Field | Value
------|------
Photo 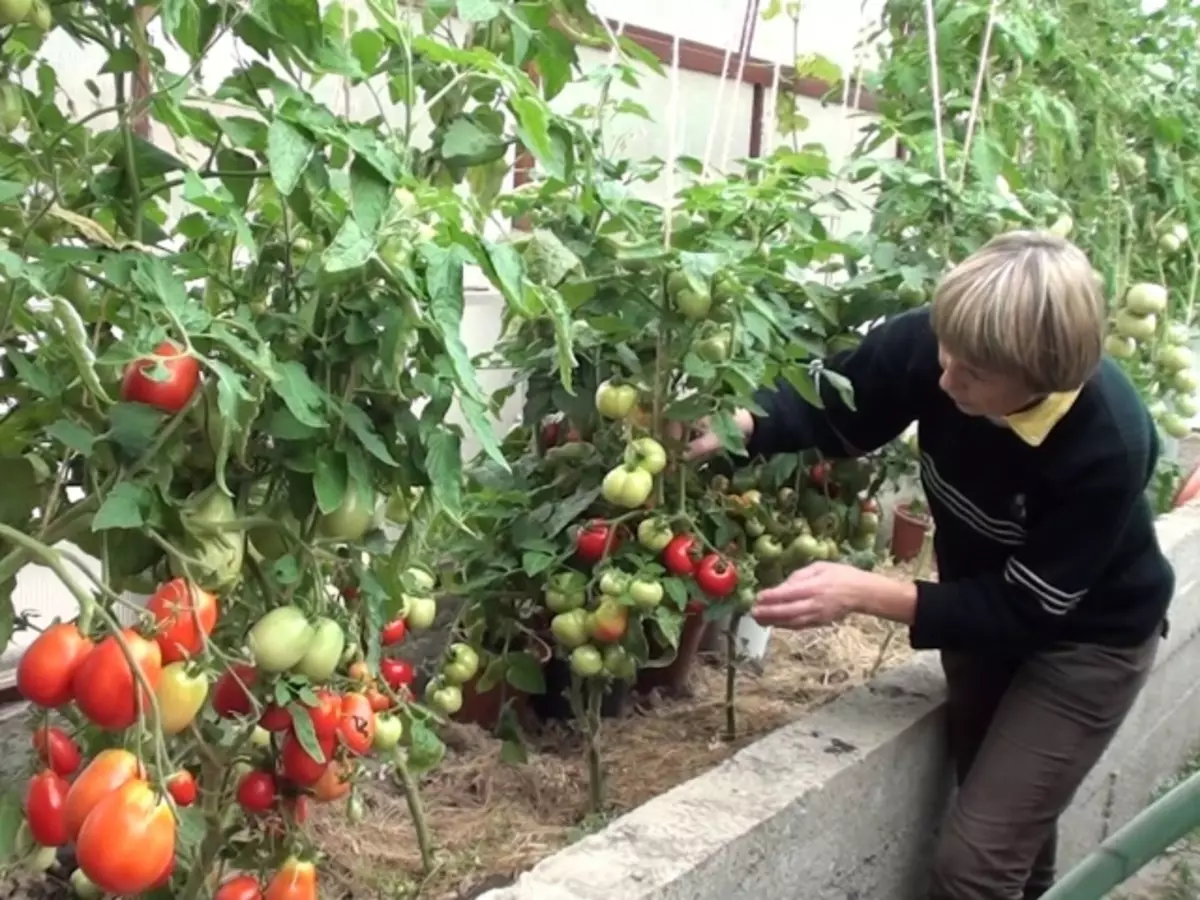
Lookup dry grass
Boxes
[313,565,921,900]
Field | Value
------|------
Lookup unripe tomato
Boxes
[72,629,163,731]
[76,779,176,896]
[588,601,629,644]
[156,661,209,735]
[636,517,673,551]
[25,770,70,847]
[405,596,438,631]
[601,465,654,508]
[441,643,480,686]
[264,857,318,900]
[595,381,638,419]
[279,732,334,786]
[215,874,265,900]
[167,770,198,807]
[292,616,345,682]
[70,870,103,900]
[373,714,403,751]
[366,687,391,711]
[1124,283,1168,316]
[212,663,258,718]
[424,679,463,716]
[236,770,278,814]
[248,606,315,673]
[673,288,712,320]
[338,692,376,756]
[120,340,201,414]
[317,489,377,542]
[544,570,587,613]
[32,726,81,776]
[550,610,590,649]
[629,578,664,609]
[64,749,144,840]
[570,645,604,677]
[146,578,218,664]
[17,622,93,708]
[603,645,637,680]
[625,437,667,475]
[311,760,354,802]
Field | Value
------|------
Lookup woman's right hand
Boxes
[675,408,755,460]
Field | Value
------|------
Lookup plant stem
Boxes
[394,751,435,873]
[723,614,739,741]
[569,672,605,814]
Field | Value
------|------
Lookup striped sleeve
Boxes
[909,452,1144,650]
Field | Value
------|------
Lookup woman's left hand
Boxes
[751,562,899,630]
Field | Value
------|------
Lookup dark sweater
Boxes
[747,307,1175,653]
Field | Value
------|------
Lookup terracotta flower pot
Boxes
[891,501,931,563]
[455,639,551,732]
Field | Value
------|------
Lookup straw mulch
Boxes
[313,564,922,900]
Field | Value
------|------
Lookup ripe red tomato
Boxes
[662,534,701,576]
[575,519,620,564]
[809,460,833,487]
[25,770,70,846]
[279,732,334,787]
[380,618,407,646]
[236,770,277,814]
[64,748,144,840]
[212,664,258,718]
[72,629,163,730]
[264,857,318,900]
[311,760,353,802]
[75,779,176,896]
[259,704,292,732]
[380,658,414,691]
[120,340,201,414]
[338,693,375,756]
[17,622,93,708]
[150,853,176,890]
[146,578,219,664]
[695,554,738,598]
[32,726,81,776]
[301,689,342,738]
[215,874,265,900]
[166,770,198,807]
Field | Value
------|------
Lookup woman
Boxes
[688,231,1175,899]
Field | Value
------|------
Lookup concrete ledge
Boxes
[484,503,1200,900]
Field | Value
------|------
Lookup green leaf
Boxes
[313,449,348,515]
[266,119,315,196]
[272,361,327,428]
[107,403,167,457]
[510,95,562,179]
[324,217,376,272]
[46,419,97,455]
[424,430,462,517]
[439,116,508,167]
[350,157,391,236]
[711,409,748,456]
[484,240,528,312]
[340,402,397,466]
[93,482,151,531]
[30,297,112,405]
[288,703,328,764]
[457,0,500,22]
[0,579,14,655]
[406,720,446,775]
[505,651,546,694]
[0,788,22,864]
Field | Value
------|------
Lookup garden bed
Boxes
[312,571,917,900]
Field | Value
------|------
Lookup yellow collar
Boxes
[999,390,1081,447]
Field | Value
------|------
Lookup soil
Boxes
[311,569,920,900]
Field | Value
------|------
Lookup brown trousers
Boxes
[929,637,1159,900]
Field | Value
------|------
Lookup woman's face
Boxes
[937,346,1039,417]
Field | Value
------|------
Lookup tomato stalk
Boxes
[723,614,739,742]
[392,749,435,873]
[568,672,605,814]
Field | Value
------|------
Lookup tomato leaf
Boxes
[272,361,328,428]
[504,651,546,694]
[424,430,462,518]
[266,119,315,196]
[405,720,445,775]
[313,449,348,515]
[0,580,13,656]
[652,604,684,650]
[45,419,96,456]
[476,657,505,693]
[340,401,397,466]
[92,482,150,531]
[288,704,327,765]
[0,788,22,864]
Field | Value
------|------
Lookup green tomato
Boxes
[666,271,690,295]
[735,586,756,614]
[1104,334,1137,359]
[601,466,654,509]
[404,566,437,594]
[787,533,822,563]
[625,437,667,475]
[696,332,732,363]
[373,714,403,751]
[425,679,463,716]
[171,487,245,592]
[405,596,438,631]
[1165,322,1192,346]
[25,843,56,873]
[1176,395,1199,418]
[595,381,638,420]
[629,578,663,609]
[1159,345,1194,373]
[712,274,738,302]
[292,617,346,682]
[71,869,103,900]
[442,643,480,686]
[753,535,784,559]
[673,288,712,320]
[637,517,673,551]
[1174,369,1199,393]
[858,511,880,534]
[545,570,587,612]
[248,605,315,672]
[603,645,637,680]
[599,569,631,597]
[251,726,271,748]
[0,82,22,133]
[1114,309,1157,341]
[1161,412,1192,439]
[1124,283,1168,316]
[570,645,604,678]
[318,489,378,542]
[0,0,31,27]
[551,609,589,648]
[1161,231,1183,254]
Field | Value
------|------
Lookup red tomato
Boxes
[695,554,738,598]
[236,770,278,814]
[300,690,342,738]
[284,794,311,825]
[75,779,176,896]
[380,658,414,691]
[120,340,201,414]
[146,578,219,664]
[64,749,145,840]
[662,534,701,576]
[311,760,353,802]
[151,853,176,890]
[365,687,390,712]
[17,622,93,708]
[279,732,334,787]
[380,618,407,646]
[575,519,620,564]
[215,874,265,900]
[264,857,318,900]
[25,770,70,847]
[72,629,163,731]
[32,726,82,776]
[167,770,198,807]
[212,664,258,718]
[259,704,292,732]
[809,461,833,487]
[338,693,375,755]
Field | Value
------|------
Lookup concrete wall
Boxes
[482,501,1200,900]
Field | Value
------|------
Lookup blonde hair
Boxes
[931,230,1106,393]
